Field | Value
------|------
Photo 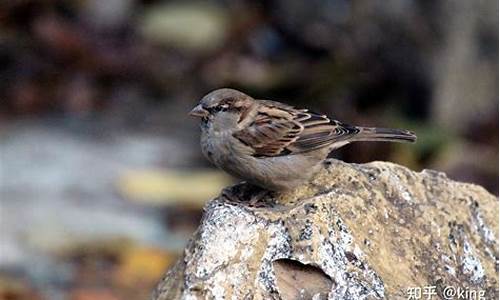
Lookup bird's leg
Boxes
[220,182,274,207]
[221,186,239,202]
[247,186,275,208]
[221,181,258,203]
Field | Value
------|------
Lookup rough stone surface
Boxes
[152,159,498,300]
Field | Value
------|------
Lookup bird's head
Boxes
[189,88,254,131]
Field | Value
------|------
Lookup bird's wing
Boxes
[233,100,360,157]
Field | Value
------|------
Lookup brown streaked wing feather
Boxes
[233,102,304,156]
[234,102,360,157]
[289,112,360,152]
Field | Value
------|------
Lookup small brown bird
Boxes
[190,88,416,191]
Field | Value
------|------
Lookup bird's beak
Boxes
[189,105,209,118]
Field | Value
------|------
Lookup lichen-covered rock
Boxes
[152,159,498,300]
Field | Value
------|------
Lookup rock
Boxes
[152,159,498,299]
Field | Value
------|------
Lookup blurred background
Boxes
[0,0,498,299]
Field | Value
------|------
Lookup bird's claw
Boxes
[220,183,273,208]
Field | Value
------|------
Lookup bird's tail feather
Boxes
[352,127,417,143]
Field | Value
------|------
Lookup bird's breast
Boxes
[201,130,234,165]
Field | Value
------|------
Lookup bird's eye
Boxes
[208,104,229,113]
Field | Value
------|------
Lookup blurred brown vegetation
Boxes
[0,0,497,299]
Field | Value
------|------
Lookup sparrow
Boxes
[189,88,416,191]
